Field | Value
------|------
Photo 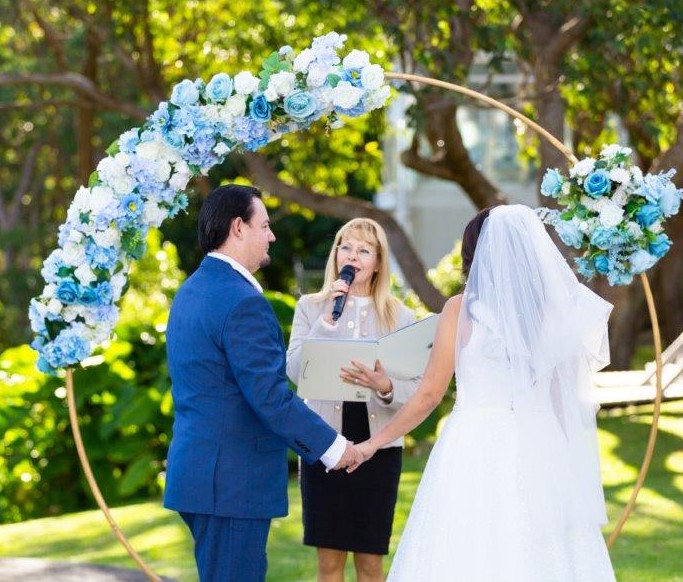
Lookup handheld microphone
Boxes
[331,264,357,322]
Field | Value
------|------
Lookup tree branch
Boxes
[0,73,148,121]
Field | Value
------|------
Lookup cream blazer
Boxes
[286,294,420,449]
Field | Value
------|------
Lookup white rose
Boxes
[225,95,247,117]
[62,241,86,267]
[580,195,597,211]
[626,221,644,239]
[576,220,590,233]
[264,85,279,102]
[648,221,664,234]
[332,81,364,109]
[570,157,596,178]
[343,49,371,69]
[98,154,134,195]
[62,306,82,323]
[169,171,191,191]
[561,182,571,195]
[599,201,625,228]
[111,273,127,300]
[143,201,168,227]
[135,138,164,160]
[155,159,173,182]
[612,186,628,207]
[75,264,97,285]
[233,71,260,95]
[293,48,315,73]
[609,167,630,184]
[214,142,231,157]
[306,62,330,88]
[47,298,63,316]
[267,71,296,97]
[93,227,120,248]
[43,284,57,299]
[360,64,384,91]
[90,185,116,214]
[66,229,84,244]
[363,85,390,110]
[73,186,93,213]
[600,144,621,158]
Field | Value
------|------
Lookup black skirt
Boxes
[300,402,402,555]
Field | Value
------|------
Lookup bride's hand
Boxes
[346,439,377,473]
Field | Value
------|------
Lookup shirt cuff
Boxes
[377,389,394,402]
[319,433,347,470]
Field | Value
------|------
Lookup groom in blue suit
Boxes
[165,185,358,582]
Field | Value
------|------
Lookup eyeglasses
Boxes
[336,243,377,258]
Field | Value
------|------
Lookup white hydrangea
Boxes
[169,170,192,191]
[46,297,63,316]
[626,221,644,239]
[213,142,231,157]
[306,62,331,88]
[580,195,597,211]
[155,159,173,183]
[89,185,116,214]
[648,221,664,234]
[600,144,632,158]
[631,165,644,185]
[612,186,629,207]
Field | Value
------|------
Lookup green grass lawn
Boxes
[0,400,681,581]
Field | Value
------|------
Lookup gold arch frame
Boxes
[63,71,665,580]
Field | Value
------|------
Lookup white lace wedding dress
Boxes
[387,326,617,582]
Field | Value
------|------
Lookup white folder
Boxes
[296,314,439,402]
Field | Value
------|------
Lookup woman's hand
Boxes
[322,277,352,324]
[340,359,392,396]
[346,439,378,473]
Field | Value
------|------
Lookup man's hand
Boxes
[333,440,363,470]
[346,440,377,473]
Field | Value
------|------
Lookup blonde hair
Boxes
[310,218,401,333]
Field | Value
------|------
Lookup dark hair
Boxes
[462,207,494,278]
[198,185,262,254]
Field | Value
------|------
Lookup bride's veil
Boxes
[456,204,613,525]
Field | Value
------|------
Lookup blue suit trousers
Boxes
[180,512,271,582]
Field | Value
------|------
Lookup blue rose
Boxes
[555,220,584,249]
[163,130,184,150]
[583,169,611,198]
[594,254,610,274]
[540,169,563,198]
[170,79,200,107]
[79,286,99,306]
[283,91,318,120]
[635,203,662,227]
[590,227,621,250]
[55,280,80,305]
[206,73,233,103]
[629,249,658,274]
[249,94,273,123]
[649,234,672,258]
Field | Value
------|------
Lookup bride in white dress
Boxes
[350,205,617,581]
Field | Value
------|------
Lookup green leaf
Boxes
[117,453,156,497]
[105,140,120,156]
[88,171,100,187]
[327,74,341,88]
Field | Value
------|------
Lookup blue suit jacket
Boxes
[164,256,337,518]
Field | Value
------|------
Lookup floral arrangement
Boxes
[539,144,682,286]
[29,32,391,374]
